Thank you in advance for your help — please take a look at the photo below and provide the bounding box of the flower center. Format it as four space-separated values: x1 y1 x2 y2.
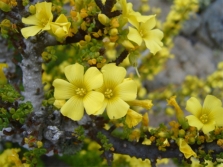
40 18 48 26
75 88 86 96
199 114 208 124
104 88 113 99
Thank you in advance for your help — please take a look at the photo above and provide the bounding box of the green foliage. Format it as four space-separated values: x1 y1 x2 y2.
0 84 22 103
75 126 85 141
0 84 32 130
23 148 47 167
11 101 33 124
97 132 113 151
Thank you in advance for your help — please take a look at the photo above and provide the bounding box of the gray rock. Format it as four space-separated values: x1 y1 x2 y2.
198 0 223 49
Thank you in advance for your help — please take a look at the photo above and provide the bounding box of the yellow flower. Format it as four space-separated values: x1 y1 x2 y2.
177 138 197 159
127 15 163 55
0 63 8 84
50 14 71 42
94 63 137 119
125 109 142 128
186 95 223 134
21 2 53 39
53 63 104 121
0 148 22 167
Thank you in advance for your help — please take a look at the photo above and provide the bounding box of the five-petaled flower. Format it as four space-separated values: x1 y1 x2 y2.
127 15 163 55
53 63 104 121
94 63 137 119
186 95 223 134
21 2 53 39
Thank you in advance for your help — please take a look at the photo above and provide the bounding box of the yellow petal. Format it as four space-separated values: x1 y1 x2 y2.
186 115 203 130
185 97 202 117
127 27 142 46
53 79 76 100
93 99 108 115
55 14 68 23
84 67 103 90
203 95 222 109
107 98 129 119
211 107 223 126
178 138 197 159
35 2 53 21
83 91 104 115
143 29 163 55
64 63 84 86
41 22 51 31
140 16 156 31
101 63 126 88
22 15 40 25
114 79 137 101
21 26 42 39
202 120 215 134
60 96 84 121
125 109 142 128
53 100 66 109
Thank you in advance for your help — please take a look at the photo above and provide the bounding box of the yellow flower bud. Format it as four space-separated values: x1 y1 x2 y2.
121 40 135 50
109 35 118 42
0 63 8 85
142 112 149 127
98 13 110 25
127 99 153 110
29 5 36 14
84 35 91 42
125 109 142 128
70 10 77 17
0 1 11 12
109 28 118 36
37 141 43 148
167 96 185 124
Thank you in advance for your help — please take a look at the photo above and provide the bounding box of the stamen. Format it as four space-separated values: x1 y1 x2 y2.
75 88 86 96
104 88 113 99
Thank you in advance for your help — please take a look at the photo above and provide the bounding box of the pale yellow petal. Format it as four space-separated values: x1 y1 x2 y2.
22 15 40 25
107 98 129 119
41 22 51 31
125 109 142 128
55 14 68 23
202 120 215 134
84 67 103 90
21 26 42 39
93 99 108 115
60 96 84 121
53 79 76 100
211 107 223 126
140 16 156 30
114 79 137 101
83 91 104 115
101 64 126 88
35 2 53 21
178 138 197 159
186 115 203 130
203 95 222 110
185 97 202 116
127 27 142 46
143 29 163 55
64 63 84 86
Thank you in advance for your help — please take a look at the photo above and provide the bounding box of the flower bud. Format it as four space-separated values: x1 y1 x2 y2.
98 14 110 25
29 5 36 14
109 28 118 36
